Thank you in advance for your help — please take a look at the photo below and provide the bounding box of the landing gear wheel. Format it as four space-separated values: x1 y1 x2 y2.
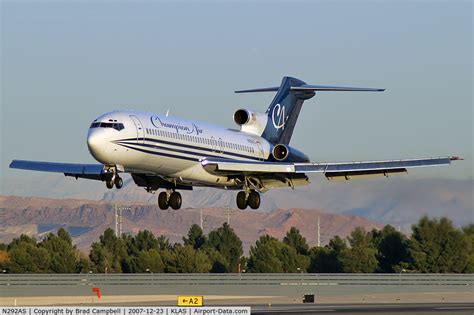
236 191 247 210
169 192 182 210
158 192 169 210
248 190 260 210
114 176 123 189
106 179 114 189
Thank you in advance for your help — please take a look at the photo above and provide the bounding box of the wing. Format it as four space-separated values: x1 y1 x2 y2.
9 160 109 180
202 156 462 180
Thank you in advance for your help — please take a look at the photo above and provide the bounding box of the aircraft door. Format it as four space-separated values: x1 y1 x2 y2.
218 138 224 154
257 141 264 160
210 136 217 152
129 115 145 143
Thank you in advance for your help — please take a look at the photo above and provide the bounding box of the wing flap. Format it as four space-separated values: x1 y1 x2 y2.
325 168 407 180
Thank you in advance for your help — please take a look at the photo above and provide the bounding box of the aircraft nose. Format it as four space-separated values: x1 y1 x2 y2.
87 129 107 162
87 131 100 153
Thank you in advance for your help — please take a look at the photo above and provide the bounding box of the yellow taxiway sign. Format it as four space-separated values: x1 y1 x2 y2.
177 295 203 306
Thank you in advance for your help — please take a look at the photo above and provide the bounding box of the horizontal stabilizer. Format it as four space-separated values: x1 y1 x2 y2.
235 83 384 94
291 85 385 92
235 87 280 93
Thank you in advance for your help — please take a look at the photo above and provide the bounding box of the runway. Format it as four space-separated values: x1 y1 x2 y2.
81 302 474 314
249 303 474 314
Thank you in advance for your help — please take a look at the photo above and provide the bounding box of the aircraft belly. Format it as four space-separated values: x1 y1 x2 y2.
171 163 235 187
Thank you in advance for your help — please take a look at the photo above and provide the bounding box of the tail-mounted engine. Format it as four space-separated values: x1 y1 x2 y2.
271 144 309 163
233 108 268 136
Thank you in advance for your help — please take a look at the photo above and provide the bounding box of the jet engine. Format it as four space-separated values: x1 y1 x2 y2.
272 144 310 163
233 108 268 136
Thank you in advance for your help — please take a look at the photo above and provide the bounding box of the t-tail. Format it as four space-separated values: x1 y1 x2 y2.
235 76 385 144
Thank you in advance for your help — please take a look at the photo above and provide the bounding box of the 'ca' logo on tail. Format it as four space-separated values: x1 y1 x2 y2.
272 104 286 130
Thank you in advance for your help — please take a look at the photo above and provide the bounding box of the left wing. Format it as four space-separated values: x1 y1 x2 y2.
9 160 109 180
202 156 462 180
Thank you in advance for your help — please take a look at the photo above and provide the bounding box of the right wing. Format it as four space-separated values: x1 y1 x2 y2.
9 160 109 180
202 156 461 180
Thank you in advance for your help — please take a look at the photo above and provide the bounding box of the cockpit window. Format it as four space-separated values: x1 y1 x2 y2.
90 122 124 131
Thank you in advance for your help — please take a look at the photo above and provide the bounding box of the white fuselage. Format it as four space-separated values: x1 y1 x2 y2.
87 110 272 188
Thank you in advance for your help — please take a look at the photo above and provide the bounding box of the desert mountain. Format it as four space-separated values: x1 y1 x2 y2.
2 174 472 231
0 195 383 253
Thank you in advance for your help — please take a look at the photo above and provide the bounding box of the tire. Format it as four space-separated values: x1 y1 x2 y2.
114 177 123 189
169 192 182 210
105 180 114 189
248 190 260 209
158 192 169 210
236 191 247 210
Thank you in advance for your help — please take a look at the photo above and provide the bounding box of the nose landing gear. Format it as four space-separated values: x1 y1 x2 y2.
158 190 182 210
236 189 261 210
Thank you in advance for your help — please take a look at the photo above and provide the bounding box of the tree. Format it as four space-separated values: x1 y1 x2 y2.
121 230 166 273
89 228 127 273
134 249 165 273
308 247 339 273
247 236 283 272
0 250 10 270
462 224 474 236
76 253 93 273
462 224 474 273
370 225 410 273
6 235 51 273
157 235 172 250
341 227 378 273
183 224 206 250
308 235 347 273
283 227 309 255
247 235 309 273
163 245 211 273
203 248 228 273
206 223 243 272
410 216 471 273
40 228 78 273
122 230 161 272
132 230 158 252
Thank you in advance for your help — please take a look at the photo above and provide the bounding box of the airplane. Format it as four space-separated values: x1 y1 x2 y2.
10 76 462 210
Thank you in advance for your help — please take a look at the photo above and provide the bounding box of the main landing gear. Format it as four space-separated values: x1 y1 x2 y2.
236 190 260 210
105 175 123 189
158 190 182 210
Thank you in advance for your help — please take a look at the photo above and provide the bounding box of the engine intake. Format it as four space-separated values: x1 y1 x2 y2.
233 109 251 125
272 144 289 161
233 108 268 136
271 144 310 163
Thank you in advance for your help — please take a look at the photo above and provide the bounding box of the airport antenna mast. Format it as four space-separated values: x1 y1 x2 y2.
114 205 130 237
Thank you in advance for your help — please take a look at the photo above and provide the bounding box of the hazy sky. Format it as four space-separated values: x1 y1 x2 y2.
1 1 472 193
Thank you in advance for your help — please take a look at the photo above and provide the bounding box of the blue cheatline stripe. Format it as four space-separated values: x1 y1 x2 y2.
116 141 256 162
115 138 261 161
116 137 260 161
116 140 259 162
117 143 200 162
